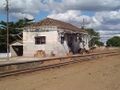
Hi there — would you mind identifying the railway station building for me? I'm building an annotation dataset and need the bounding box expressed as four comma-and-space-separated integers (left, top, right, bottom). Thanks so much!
10, 18, 90, 57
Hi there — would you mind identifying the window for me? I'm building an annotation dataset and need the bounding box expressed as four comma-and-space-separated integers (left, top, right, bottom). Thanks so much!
35, 36, 46, 44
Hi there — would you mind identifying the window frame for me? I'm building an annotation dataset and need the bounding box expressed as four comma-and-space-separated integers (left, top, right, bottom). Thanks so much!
35, 36, 46, 45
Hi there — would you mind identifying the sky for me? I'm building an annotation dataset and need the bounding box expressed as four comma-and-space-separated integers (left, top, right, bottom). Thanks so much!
0, 0, 120, 43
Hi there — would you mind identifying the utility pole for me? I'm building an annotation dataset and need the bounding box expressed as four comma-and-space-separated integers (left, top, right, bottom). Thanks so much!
81, 18, 85, 29
6, 0, 9, 60
81, 18, 85, 50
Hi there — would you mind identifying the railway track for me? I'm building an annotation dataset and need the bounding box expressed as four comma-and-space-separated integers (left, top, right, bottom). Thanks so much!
0, 51, 120, 78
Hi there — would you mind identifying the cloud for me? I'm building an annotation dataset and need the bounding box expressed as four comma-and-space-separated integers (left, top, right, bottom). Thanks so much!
46, 0, 120, 37
95, 10, 120, 25
0, 0, 120, 42
99, 30, 120, 35
1, 0, 120, 19
0, 0, 42, 19
93, 10, 120, 30
48, 9, 120, 31
48, 10, 94, 27
44, 0, 120, 12
98, 29, 120, 42
11, 13, 34, 20
48, 9, 120, 43
48, 10, 81, 23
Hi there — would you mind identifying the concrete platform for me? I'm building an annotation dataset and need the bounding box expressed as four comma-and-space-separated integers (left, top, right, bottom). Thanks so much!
0, 57, 40, 65
0, 56, 56, 66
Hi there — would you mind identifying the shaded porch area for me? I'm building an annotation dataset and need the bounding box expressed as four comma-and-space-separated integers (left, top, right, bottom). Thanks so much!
10, 41, 23, 57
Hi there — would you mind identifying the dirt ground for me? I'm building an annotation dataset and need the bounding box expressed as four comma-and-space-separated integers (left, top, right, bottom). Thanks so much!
0, 54, 120, 90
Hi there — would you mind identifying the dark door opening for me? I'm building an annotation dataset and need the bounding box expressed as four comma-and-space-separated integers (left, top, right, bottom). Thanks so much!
12, 46, 23, 56
66, 33, 81, 54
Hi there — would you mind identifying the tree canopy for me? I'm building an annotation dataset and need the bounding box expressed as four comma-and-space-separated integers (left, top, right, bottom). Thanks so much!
106, 36, 120, 47
0, 18, 33, 52
86, 28, 104, 47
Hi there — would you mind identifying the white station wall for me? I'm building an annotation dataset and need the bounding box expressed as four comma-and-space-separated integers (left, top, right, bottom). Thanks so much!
23, 31, 69, 57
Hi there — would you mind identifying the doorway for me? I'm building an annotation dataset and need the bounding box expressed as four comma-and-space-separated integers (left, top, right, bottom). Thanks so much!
12, 46, 23, 56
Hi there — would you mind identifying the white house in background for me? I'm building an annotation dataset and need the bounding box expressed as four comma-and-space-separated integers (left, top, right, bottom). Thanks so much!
10, 18, 90, 57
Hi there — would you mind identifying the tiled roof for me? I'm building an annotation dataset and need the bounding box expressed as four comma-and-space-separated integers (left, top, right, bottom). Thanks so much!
27, 18, 87, 33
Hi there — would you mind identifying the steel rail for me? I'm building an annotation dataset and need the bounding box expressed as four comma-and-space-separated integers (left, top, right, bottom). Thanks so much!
0, 51, 119, 78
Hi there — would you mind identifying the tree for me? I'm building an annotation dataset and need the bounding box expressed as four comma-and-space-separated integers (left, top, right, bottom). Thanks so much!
106, 36, 120, 47
0, 18, 33, 52
86, 28, 104, 47
95, 41, 104, 46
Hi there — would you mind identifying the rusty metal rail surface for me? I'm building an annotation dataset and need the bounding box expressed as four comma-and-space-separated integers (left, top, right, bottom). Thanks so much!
0, 51, 120, 78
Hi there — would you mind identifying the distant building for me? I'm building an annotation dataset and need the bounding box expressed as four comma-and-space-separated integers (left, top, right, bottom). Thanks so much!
10, 18, 90, 57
